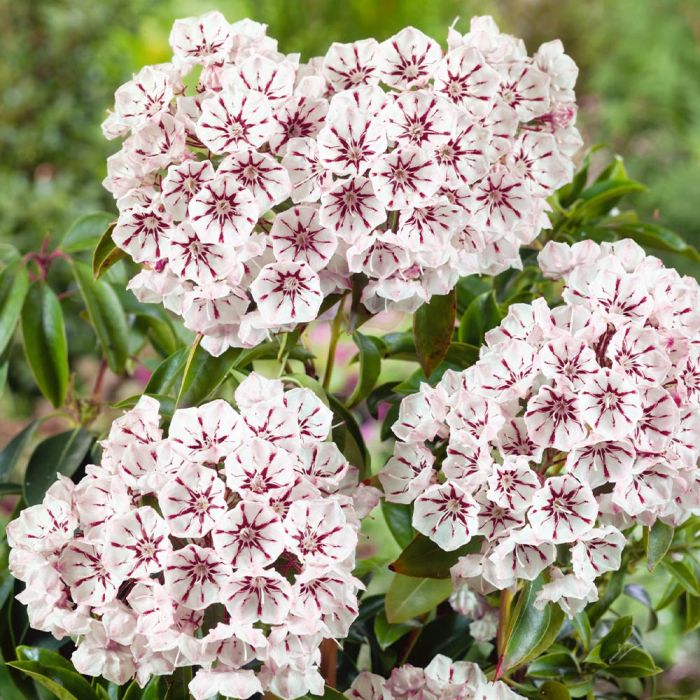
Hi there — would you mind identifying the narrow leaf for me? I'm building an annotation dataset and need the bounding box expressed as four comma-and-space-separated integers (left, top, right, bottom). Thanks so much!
646, 520, 674, 572
413, 290, 456, 377
346, 331, 381, 409
458, 291, 501, 346
8, 660, 100, 700
0, 420, 39, 482
92, 223, 125, 279
385, 574, 453, 624
390, 533, 482, 579
60, 212, 115, 253
177, 343, 242, 407
0, 260, 30, 356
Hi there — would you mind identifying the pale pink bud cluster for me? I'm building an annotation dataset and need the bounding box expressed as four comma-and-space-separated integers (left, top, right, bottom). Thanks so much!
345, 654, 524, 699
7, 373, 378, 698
103, 12, 581, 355
383, 239, 700, 616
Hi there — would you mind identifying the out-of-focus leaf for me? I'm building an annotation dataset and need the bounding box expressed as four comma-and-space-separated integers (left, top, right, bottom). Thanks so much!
0, 420, 39, 483
297, 687, 347, 700
8, 660, 100, 700
385, 574, 453, 624
588, 569, 625, 626
413, 291, 456, 377
72, 261, 129, 373
612, 222, 700, 262
382, 501, 414, 549
163, 666, 191, 700
24, 429, 94, 506
21, 282, 69, 407
646, 521, 674, 572
575, 179, 646, 219
366, 382, 400, 419
655, 580, 683, 612
458, 291, 501, 346
571, 612, 591, 652
536, 681, 572, 700
0, 260, 30, 356
373, 610, 419, 650
0, 482, 22, 495
112, 394, 175, 419
444, 342, 479, 368
661, 559, 700, 597
685, 592, 700, 633
123, 677, 161, 700
390, 534, 482, 579
92, 223, 125, 279
60, 212, 114, 254
346, 331, 381, 409
624, 584, 658, 631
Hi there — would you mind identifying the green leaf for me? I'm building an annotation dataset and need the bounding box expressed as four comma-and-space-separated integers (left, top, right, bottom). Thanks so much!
177, 343, 242, 407
92, 223, 125, 279
145, 347, 190, 396
655, 580, 683, 611
373, 609, 419, 650
0, 260, 30, 356
537, 681, 572, 700
661, 559, 700, 597
527, 651, 578, 678
458, 291, 501, 346
296, 687, 347, 700
571, 612, 591, 652
646, 520, 674, 572
0, 420, 39, 482
328, 394, 370, 481
685, 591, 700, 633
605, 646, 661, 678
444, 342, 479, 368
382, 501, 414, 549
598, 615, 634, 662
123, 677, 161, 700
405, 612, 473, 667
23, 429, 94, 505
15, 647, 73, 672
163, 666, 191, 700
501, 577, 565, 674
7, 660, 100, 700
413, 291, 456, 377
615, 222, 700, 262
575, 179, 646, 220
588, 569, 625, 626
346, 331, 381, 409
72, 261, 129, 374
390, 533, 482, 579
385, 574, 453, 624
21, 283, 69, 407
0, 482, 22, 495
60, 212, 115, 254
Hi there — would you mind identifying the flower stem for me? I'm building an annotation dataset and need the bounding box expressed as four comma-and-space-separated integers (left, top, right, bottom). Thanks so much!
322, 300, 344, 391
495, 587, 514, 680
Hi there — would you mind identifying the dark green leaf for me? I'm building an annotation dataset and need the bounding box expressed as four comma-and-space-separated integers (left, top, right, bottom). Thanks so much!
21, 283, 69, 408
60, 212, 114, 254
598, 615, 634, 661
413, 291, 456, 377
145, 347, 189, 396
24, 429, 94, 505
406, 612, 473, 667
661, 559, 700, 597
112, 394, 175, 419
685, 592, 700, 633
123, 677, 161, 700
72, 261, 129, 373
328, 394, 370, 480
163, 666, 191, 700
8, 660, 100, 700
444, 342, 479, 368
366, 382, 400, 419
177, 343, 242, 407
646, 521, 674, 572
605, 646, 661, 678
0, 420, 39, 483
575, 179, 646, 219
527, 651, 578, 678
92, 223, 125, 279
385, 574, 453, 624
15, 647, 73, 672
571, 612, 591, 651
390, 533, 482, 579
373, 610, 419, 650
381, 501, 414, 549
297, 686, 347, 700
616, 222, 700, 262
655, 580, 683, 611
588, 569, 625, 626
346, 331, 381, 409
0, 260, 30, 356
537, 681, 572, 700
458, 291, 501, 346
0, 482, 22, 495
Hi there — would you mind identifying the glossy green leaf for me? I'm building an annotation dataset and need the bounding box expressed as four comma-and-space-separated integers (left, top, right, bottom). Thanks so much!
605, 646, 661, 678
0, 420, 39, 482
72, 260, 129, 373
527, 651, 578, 678
24, 428, 94, 505
21, 282, 69, 407
646, 520, 674, 572
0, 482, 22, 495
458, 290, 501, 346
385, 574, 453, 624
661, 559, 700, 597
145, 347, 190, 396
123, 677, 161, 700
390, 533, 482, 579
60, 212, 114, 254
328, 394, 370, 481
501, 577, 565, 675
373, 609, 419, 650
613, 222, 700, 262
576, 178, 646, 219
15, 647, 73, 672
413, 290, 456, 377
346, 331, 381, 409
296, 687, 347, 700
8, 660, 100, 700
406, 612, 472, 667
382, 501, 414, 549
177, 343, 242, 407
92, 223, 125, 279
599, 615, 634, 661
0, 260, 30, 356
537, 681, 572, 700
571, 612, 591, 651
163, 666, 191, 700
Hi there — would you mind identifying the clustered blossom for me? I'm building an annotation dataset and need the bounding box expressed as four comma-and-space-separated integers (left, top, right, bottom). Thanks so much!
382, 239, 700, 617
345, 654, 523, 700
7, 373, 378, 699
103, 12, 581, 355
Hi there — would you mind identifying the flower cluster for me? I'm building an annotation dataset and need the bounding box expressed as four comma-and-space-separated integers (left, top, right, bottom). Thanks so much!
382, 239, 700, 616
103, 12, 581, 355
7, 373, 377, 698
345, 654, 523, 699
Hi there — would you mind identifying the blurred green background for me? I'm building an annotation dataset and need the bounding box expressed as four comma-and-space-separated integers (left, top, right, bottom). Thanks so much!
2, 0, 700, 253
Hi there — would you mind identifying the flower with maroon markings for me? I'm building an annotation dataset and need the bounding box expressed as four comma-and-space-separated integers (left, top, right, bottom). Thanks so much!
282, 137, 333, 203
188, 174, 258, 245
528, 474, 598, 543
196, 90, 272, 154
571, 525, 626, 581
473, 339, 538, 400
223, 569, 293, 624
467, 167, 532, 231
379, 442, 436, 504
434, 46, 501, 116
233, 55, 296, 103
251, 261, 323, 325
487, 527, 556, 586
632, 387, 680, 453
59, 540, 120, 606
579, 369, 643, 440
524, 384, 587, 450
159, 464, 227, 538
607, 326, 672, 387
164, 544, 228, 610
486, 458, 540, 511
396, 201, 466, 252
497, 62, 551, 120
6, 499, 77, 553
268, 96, 328, 155
225, 438, 296, 501
322, 39, 380, 90
412, 481, 480, 551
103, 507, 172, 580
169, 11, 233, 64
434, 115, 490, 186
113, 205, 172, 263
319, 176, 386, 241
166, 223, 238, 284
565, 439, 634, 487
270, 206, 337, 271
162, 160, 215, 221
212, 501, 286, 568
508, 131, 571, 195
378, 27, 441, 89
218, 150, 292, 212
284, 387, 333, 444
369, 146, 440, 210
112, 66, 173, 129
539, 336, 599, 389
384, 90, 455, 151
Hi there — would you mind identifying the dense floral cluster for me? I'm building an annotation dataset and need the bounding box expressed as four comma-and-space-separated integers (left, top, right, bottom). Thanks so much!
7, 373, 376, 698
102, 12, 580, 355
382, 239, 700, 616
345, 654, 523, 699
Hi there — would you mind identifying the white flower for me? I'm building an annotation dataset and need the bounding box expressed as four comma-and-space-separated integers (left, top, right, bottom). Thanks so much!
164, 544, 228, 610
